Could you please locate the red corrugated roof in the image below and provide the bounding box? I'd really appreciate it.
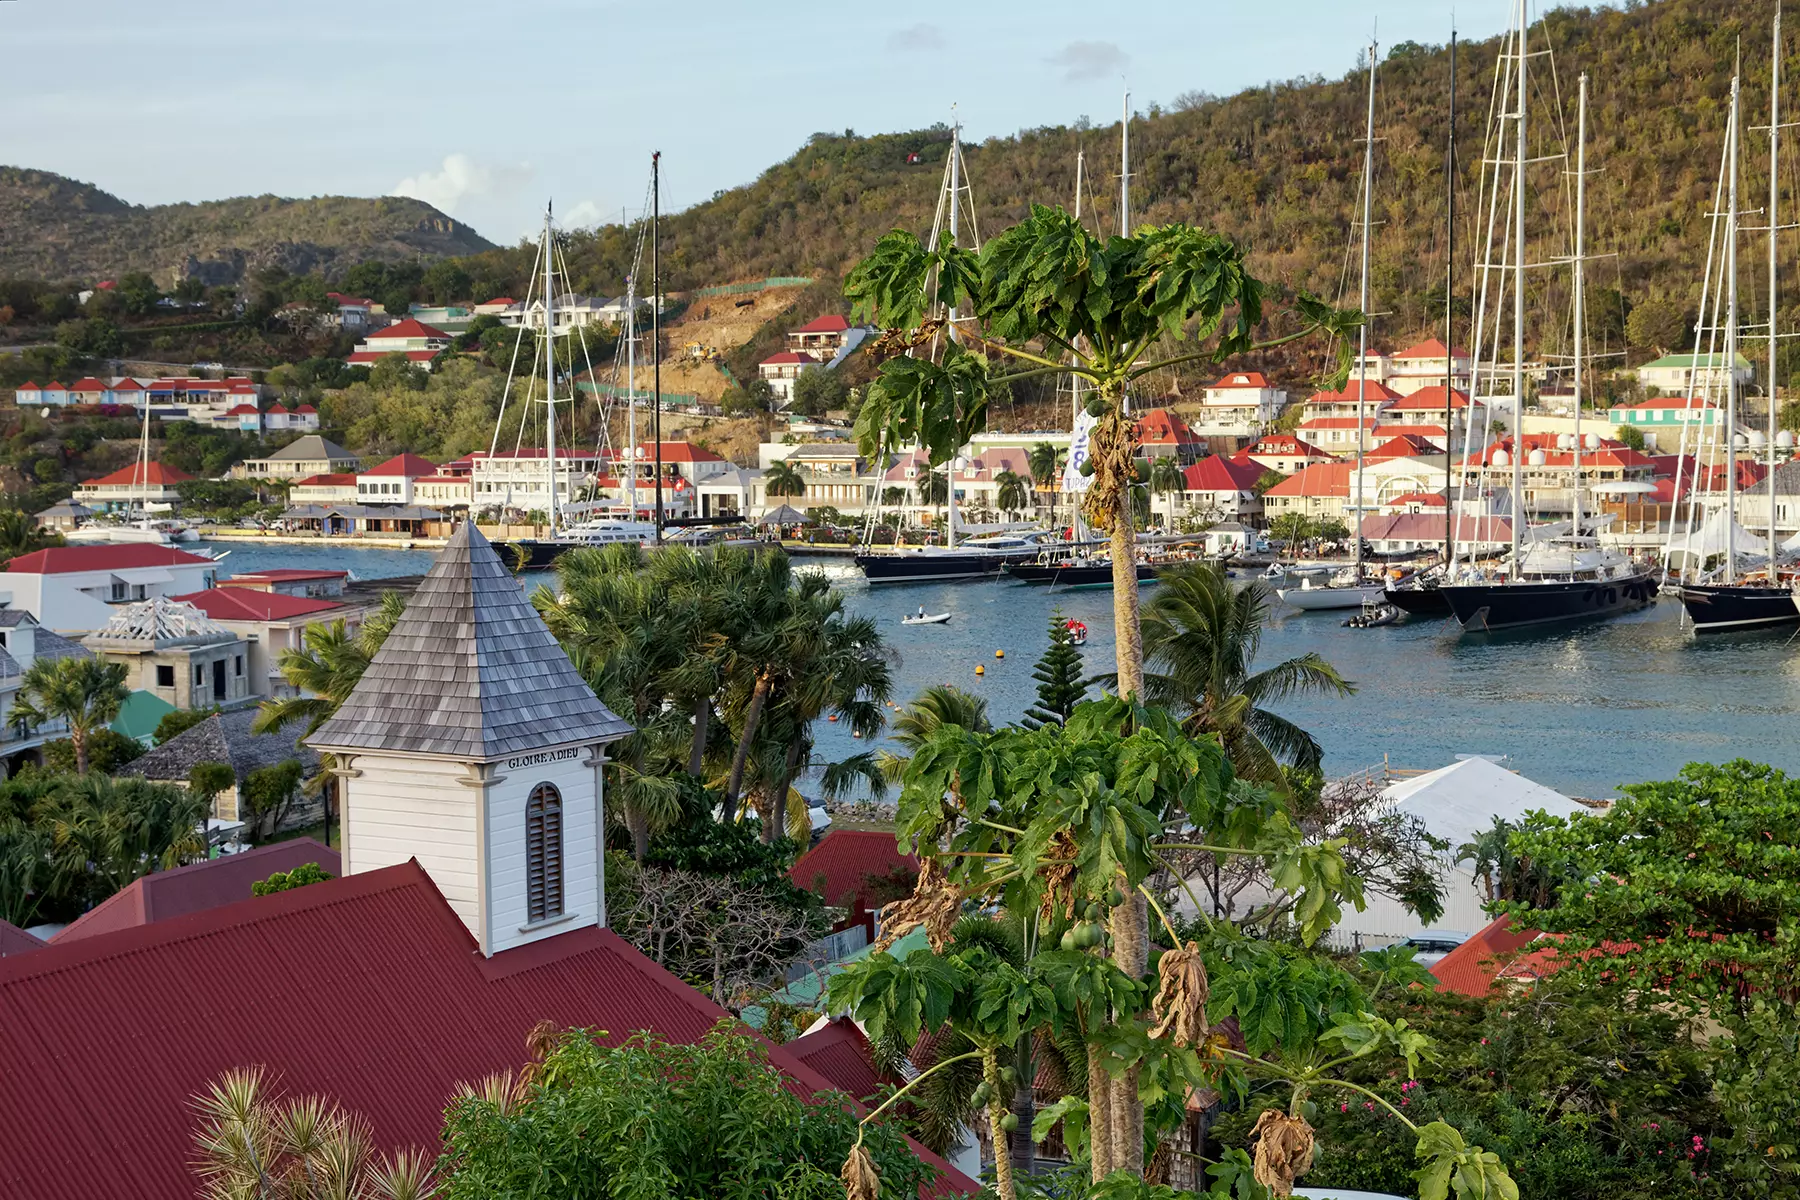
[792,314,852,334]
[0,921,43,958]
[1393,337,1470,360]
[1263,461,1352,499]
[222,569,348,583]
[1387,386,1471,411]
[787,1016,887,1102]
[81,461,194,487]
[1429,916,1560,997]
[1621,394,1717,411]
[1182,455,1265,492]
[69,377,106,392]
[760,350,821,366]
[1306,379,1401,404]
[293,473,358,487]
[1205,371,1272,389]
[367,318,451,341]
[6,545,214,575]
[362,452,439,478]
[55,840,341,944]
[1366,434,1440,460]
[789,830,918,909]
[170,588,346,623]
[0,862,973,1199]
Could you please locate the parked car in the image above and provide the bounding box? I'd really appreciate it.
[1397,929,1471,967]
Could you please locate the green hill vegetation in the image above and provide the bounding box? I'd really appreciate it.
[459,0,1776,373]
[0,167,493,286]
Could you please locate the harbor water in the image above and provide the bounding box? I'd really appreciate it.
[198,541,1800,799]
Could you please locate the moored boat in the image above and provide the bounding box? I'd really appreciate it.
[1441,566,1660,631]
[1670,581,1800,632]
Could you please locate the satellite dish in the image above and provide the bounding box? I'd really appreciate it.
[1584,433,1601,450]
[1778,430,1795,448]
[1492,450,1512,468]
[1747,430,1769,447]
[1527,448,1548,466]
[1557,433,1574,449]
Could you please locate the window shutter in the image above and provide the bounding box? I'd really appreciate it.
[526,784,564,923]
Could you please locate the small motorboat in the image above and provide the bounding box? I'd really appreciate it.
[902,612,953,625]
[1342,600,1400,629]
[1064,618,1089,646]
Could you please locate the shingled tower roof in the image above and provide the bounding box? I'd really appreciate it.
[309,523,631,760]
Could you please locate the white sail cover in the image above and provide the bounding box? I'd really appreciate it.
[1062,407,1098,494]
[1665,508,1761,560]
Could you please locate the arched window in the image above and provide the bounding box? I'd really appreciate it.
[525,783,563,923]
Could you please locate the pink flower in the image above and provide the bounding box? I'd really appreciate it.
[1480,1038,1488,1045]
[1340,1103,1348,1113]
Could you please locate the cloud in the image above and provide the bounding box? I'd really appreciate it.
[886,23,947,53]
[1046,40,1128,83]
[390,153,532,219]
[563,200,608,229]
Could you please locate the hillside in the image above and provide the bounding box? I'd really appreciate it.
[0,168,494,286]
[459,0,1771,369]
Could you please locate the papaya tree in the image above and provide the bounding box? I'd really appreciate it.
[828,699,1516,1199]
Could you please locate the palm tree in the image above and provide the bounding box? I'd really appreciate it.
[993,470,1030,520]
[12,656,128,775]
[33,774,207,905]
[878,684,991,782]
[1027,442,1062,525]
[0,509,60,569]
[1136,562,1355,781]
[256,591,408,742]
[917,467,949,533]
[764,459,807,503]
[1148,456,1185,528]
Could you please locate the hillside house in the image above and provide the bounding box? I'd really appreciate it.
[1134,408,1206,464]
[237,435,362,482]
[346,318,453,371]
[82,597,251,711]
[356,453,439,506]
[1360,338,1474,395]
[72,462,192,512]
[784,314,868,362]
[1608,395,1726,449]
[1192,370,1287,435]
[1243,434,1336,474]
[1634,352,1752,393]
[757,350,821,403]
[1174,453,1267,523]
[1,545,219,633]
[325,293,385,330]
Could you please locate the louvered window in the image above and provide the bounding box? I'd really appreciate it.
[525,783,564,923]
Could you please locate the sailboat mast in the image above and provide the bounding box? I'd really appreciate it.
[1355,41,1376,580]
[543,204,559,539]
[946,112,961,551]
[1572,74,1588,540]
[1120,91,1131,238]
[626,266,638,519]
[1445,28,1458,566]
[1726,73,1742,583]
[652,151,664,544]
[1510,0,1527,571]
[1770,12,1783,568]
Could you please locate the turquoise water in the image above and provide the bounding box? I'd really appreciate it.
[200,541,1800,798]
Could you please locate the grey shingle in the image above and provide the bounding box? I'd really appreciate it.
[120,709,318,782]
[307,523,632,761]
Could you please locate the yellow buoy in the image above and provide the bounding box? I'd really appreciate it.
[975,664,986,676]
[995,649,1005,658]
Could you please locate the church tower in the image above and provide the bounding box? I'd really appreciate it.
[310,523,631,956]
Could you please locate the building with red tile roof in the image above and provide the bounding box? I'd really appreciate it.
[0,861,974,1200]
[1295,414,1381,453]
[1196,370,1289,432]
[1174,454,1268,522]
[1366,434,1443,461]
[55,839,341,944]
[4,545,221,633]
[1429,915,1562,998]
[348,318,453,371]
[1301,378,1402,422]
[791,830,919,938]
[71,460,194,512]
[1355,338,1473,396]
[290,473,361,503]
[1134,407,1206,464]
[785,313,861,363]
[356,453,441,507]
[1243,434,1336,474]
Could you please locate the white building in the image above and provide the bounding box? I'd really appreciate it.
[757,351,822,403]
[1194,370,1288,435]
[72,462,194,512]
[471,448,607,516]
[356,453,440,507]
[0,545,219,634]
[346,318,453,371]
[308,523,634,957]
[173,586,360,700]
[1634,352,1753,394]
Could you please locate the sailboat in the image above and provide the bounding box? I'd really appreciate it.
[1439,6,1659,632]
[491,201,657,569]
[1385,28,1461,619]
[1671,19,1800,632]
[1279,40,1387,612]
[857,112,1052,584]
[66,388,198,546]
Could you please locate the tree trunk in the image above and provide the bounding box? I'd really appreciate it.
[983,1051,1017,1200]
[766,737,805,844]
[72,724,89,776]
[1109,889,1149,1176]
[1111,483,1145,700]
[1011,1034,1037,1177]
[1087,1040,1114,1181]
[688,696,711,779]
[723,673,774,821]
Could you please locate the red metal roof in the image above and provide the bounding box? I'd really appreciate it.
[1246,435,1334,459]
[787,1016,887,1102]
[362,452,439,478]
[792,314,852,334]
[760,350,821,366]
[1392,337,1470,360]
[224,404,261,416]
[1181,455,1265,492]
[1263,461,1351,499]
[1621,394,1717,411]
[367,317,451,341]
[69,377,107,392]
[55,840,341,944]
[601,441,726,464]
[1305,379,1401,404]
[789,830,918,909]
[1387,386,1471,411]
[1366,434,1440,460]
[0,862,974,1200]
[0,920,43,958]
[1134,407,1201,445]
[222,568,349,583]
[293,473,359,487]
[170,588,346,623]
[1205,371,1272,390]
[6,545,214,575]
[81,461,194,487]
[1385,491,1447,506]
[1429,915,1560,997]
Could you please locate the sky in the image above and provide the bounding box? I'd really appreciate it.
[4,0,1536,247]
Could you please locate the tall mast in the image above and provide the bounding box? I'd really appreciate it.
[1509,0,1527,571]
[626,264,638,519]
[1073,147,1085,430]
[1572,74,1588,541]
[1445,28,1458,566]
[543,203,559,539]
[652,151,664,544]
[1355,40,1376,580]
[1120,90,1132,238]
[946,111,961,551]
[1770,11,1783,567]
[1726,73,1742,583]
